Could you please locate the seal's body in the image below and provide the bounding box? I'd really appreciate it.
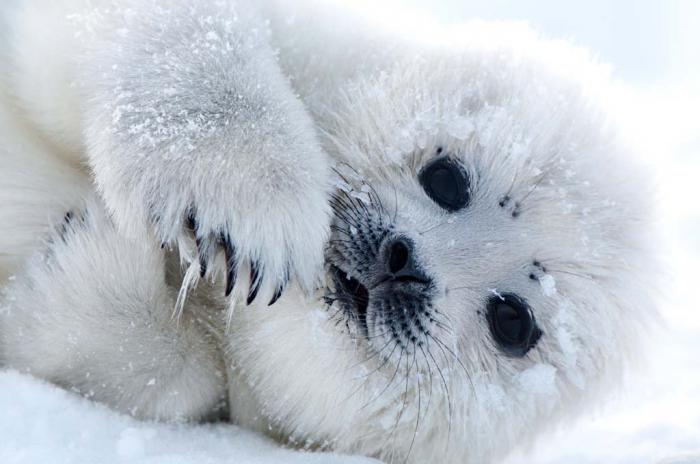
[0,1,657,462]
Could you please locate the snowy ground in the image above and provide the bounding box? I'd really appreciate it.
[0,370,379,464]
[1,1,699,463]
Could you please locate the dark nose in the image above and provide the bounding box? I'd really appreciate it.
[384,237,428,283]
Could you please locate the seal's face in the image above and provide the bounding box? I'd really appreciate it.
[326,151,549,372]
[229,41,656,463]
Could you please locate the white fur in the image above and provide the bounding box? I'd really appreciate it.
[0,1,658,463]
[2,0,332,296]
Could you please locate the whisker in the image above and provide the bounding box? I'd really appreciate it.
[429,334,475,398]
[385,351,414,456]
[362,345,406,411]
[405,346,422,462]
[425,340,452,451]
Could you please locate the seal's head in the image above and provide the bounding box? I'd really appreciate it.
[229,25,657,463]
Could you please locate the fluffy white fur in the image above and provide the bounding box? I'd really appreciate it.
[0,1,657,463]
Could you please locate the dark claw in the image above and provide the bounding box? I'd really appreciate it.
[268,271,289,306]
[247,262,261,305]
[222,234,237,297]
[187,213,208,277]
[186,212,196,232]
[267,283,285,306]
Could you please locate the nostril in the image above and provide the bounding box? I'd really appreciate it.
[388,240,410,274]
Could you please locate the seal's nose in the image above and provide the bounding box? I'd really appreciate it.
[383,237,429,283]
[387,238,410,273]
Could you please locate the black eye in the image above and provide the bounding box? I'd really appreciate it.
[486,293,541,357]
[418,156,470,211]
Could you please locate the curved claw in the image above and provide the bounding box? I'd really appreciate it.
[267,283,285,306]
[187,213,208,278]
[246,262,261,305]
[222,233,237,297]
[268,270,289,306]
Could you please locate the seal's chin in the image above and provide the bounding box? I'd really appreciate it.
[328,264,370,335]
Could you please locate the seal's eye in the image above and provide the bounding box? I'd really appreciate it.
[418,156,470,211]
[486,293,541,357]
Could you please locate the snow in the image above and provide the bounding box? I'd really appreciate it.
[538,274,557,297]
[413,1,700,460]
[497,78,700,462]
[0,370,378,464]
[516,363,557,397]
[502,314,700,463]
[445,116,475,140]
[1,2,698,463]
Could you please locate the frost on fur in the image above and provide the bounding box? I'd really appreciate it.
[0,1,658,464]
[75,1,331,300]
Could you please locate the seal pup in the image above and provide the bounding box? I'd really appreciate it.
[0,1,657,462]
